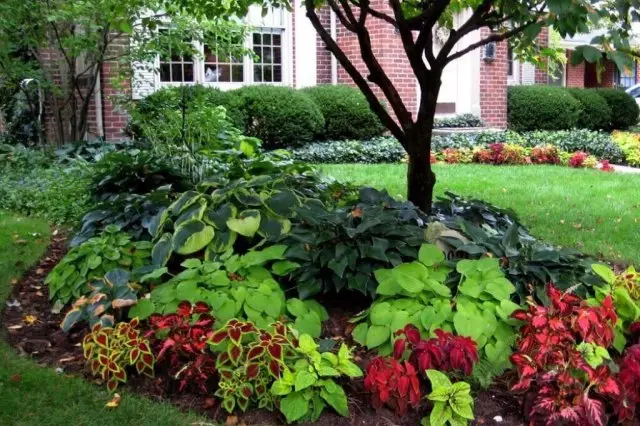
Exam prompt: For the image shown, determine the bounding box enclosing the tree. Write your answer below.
[0,0,247,143]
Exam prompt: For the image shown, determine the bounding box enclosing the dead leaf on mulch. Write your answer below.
[203,398,216,409]
[7,324,23,330]
[10,278,18,285]
[225,415,239,426]
[105,393,121,408]
[10,374,21,383]
[23,314,39,325]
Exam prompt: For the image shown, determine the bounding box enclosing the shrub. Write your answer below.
[302,85,384,140]
[507,85,582,131]
[530,144,560,164]
[431,130,506,150]
[568,88,613,130]
[129,85,245,137]
[231,85,324,148]
[434,113,484,128]
[612,131,640,166]
[596,88,639,129]
[520,129,625,163]
[289,137,405,164]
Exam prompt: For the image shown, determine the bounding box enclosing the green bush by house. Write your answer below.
[302,84,385,140]
[231,85,325,149]
[596,88,640,130]
[507,85,582,131]
[567,88,613,130]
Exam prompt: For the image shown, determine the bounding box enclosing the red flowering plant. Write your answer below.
[510,284,621,425]
[530,144,560,164]
[597,160,615,172]
[569,151,589,168]
[146,301,216,393]
[364,325,479,417]
[209,320,297,413]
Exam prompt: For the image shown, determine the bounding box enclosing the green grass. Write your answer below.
[321,164,640,264]
[0,211,209,426]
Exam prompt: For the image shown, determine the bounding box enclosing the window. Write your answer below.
[548,63,566,86]
[155,6,288,88]
[507,45,514,77]
[616,64,636,88]
[252,29,283,83]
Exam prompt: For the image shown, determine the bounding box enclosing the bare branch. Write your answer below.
[388,0,430,88]
[327,0,356,31]
[304,0,407,145]
[349,0,397,27]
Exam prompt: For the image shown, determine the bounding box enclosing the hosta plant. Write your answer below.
[352,246,520,381]
[46,225,151,306]
[510,284,620,425]
[281,187,427,299]
[82,318,154,392]
[590,263,640,352]
[269,334,363,423]
[146,301,216,393]
[61,269,138,332]
[422,370,474,426]
[364,356,421,416]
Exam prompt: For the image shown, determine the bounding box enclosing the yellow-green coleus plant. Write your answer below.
[589,263,640,352]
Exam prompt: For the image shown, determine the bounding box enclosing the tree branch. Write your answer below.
[436,0,493,64]
[388,0,430,88]
[304,0,407,145]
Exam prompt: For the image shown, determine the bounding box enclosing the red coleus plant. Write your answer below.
[530,145,560,164]
[394,325,478,376]
[210,320,297,413]
[146,301,216,393]
[568,151,589,168]
[510,284,621,425]
[364,356,421,416]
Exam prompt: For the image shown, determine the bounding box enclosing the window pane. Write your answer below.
[274,47,281,64]
[253,47,262,63]
[263,34,272,44]
[273,66,282,82]
[160,64,171,82]
[253,33,261,45]
[273,34,281,45]
[204,46,217,62]
[217,64,231,82]
[263,66,273,82]
[171,64,183,81]
[254,65,262,82]
[204,65,219,82]
[183,63,194,82]
[232,65,244,82]
[263,47,273,63]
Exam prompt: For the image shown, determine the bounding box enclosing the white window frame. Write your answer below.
[506,45,519,85]
[154,7,293,91]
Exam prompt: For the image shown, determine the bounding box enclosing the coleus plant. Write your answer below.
[510,284,621,425]
[616,337,640,421]
[146,301,216,393]
[590,263,640,352]
[363,356,421,417]
[61,269,138,332]
[352,245,520,383]
[46,224,151,306]
[82,318,154,392]
[422,370,474,426]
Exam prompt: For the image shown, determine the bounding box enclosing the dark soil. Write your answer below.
[2,236,525,425]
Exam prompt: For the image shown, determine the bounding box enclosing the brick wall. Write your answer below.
[479,29,508,128]
[534,28,549,84]
[566,50,585,88]
[334,0,417,116]
[316,7,332,84]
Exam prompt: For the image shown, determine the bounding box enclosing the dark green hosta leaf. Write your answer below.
[152,233,173,266]
[168,191,201,215]
[204,203,237,229]
[104,268,130,287]
[266,190,298,216]
[172,219,215,255]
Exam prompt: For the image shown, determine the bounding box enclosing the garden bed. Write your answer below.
[2,236,524,426]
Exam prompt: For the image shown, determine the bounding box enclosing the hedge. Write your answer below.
[231,85,325,149]
[507,85,582,131]
[567,88,612,131]
[302,85,384,140]
[289,137,405,163]
[596,88,639,130]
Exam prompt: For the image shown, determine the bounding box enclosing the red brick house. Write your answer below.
[14,2,640,142]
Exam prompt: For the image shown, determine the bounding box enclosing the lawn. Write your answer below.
[321,164,640,264]
[0,211,207,426]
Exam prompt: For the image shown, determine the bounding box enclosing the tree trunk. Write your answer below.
[406,130,436,212]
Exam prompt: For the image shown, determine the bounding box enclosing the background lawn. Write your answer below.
[321,164,640,264]
[0,211,208,426]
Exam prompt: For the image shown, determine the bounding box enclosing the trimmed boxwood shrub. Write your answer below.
[302,84,385,140]
[567,88,612,130]
[128,85,245,137]
[231,85,324,148]
[596,88,639,130]
[508,85,582,131]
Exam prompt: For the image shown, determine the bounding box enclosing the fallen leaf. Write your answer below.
[23,315,39,325]
[105,393,121,408]
[351,207,364,218]
[10,374,21,383]
[59,356,77,363]
[7,324,23,330]
[13,239,28,245]
[203,398,216,409]
[572,223,582,229]
[10,278,18,285]
[35,291,44,297]
[35,268,45,275]
[225,416,239,426]
[560,220,565,224]
[6,299,21,308]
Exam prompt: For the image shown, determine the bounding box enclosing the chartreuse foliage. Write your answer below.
[422,370,474,426]
[61,269,139,332]
[46,225,151,306]
[589,263,640,352]
[134,245,326,336]
[270,334,363,423]
[209,320,362,422]
[81,319,154,393]
[282,187,427,299]
[352,244,521,382]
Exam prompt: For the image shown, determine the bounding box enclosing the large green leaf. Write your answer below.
[365,325,390,348]
[172,219,215,255]
[226,209,261,237]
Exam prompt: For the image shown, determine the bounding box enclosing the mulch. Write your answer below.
[1,236,525,426]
